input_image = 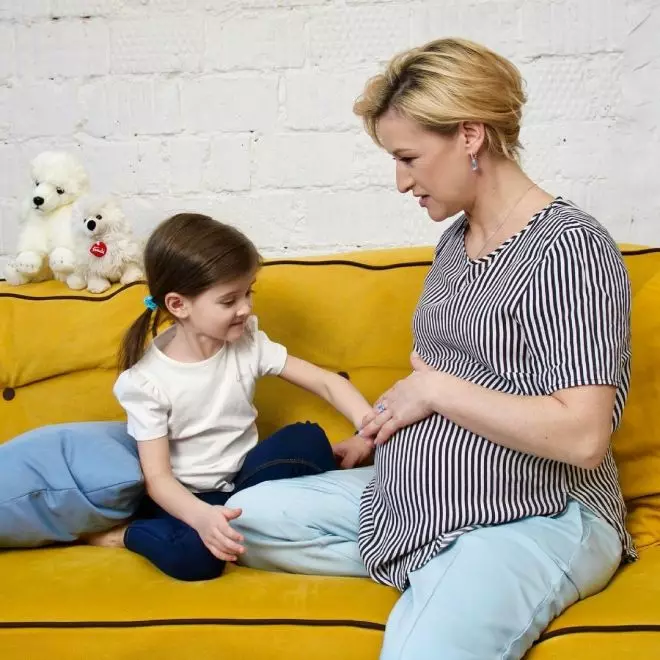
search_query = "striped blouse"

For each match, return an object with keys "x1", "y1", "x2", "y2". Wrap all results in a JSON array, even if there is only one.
[{"x1": 358, "y1": 198, "x2": 635, "y2": 591}]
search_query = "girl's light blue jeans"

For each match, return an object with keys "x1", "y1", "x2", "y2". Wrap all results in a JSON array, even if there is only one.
[{"x1": 226, "y1": 466, "x2": 622, "y2": 660}]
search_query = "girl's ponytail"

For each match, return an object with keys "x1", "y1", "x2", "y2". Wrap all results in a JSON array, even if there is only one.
[{"x1": 118, "y1": 308, "x2": 155, "y2": 372}]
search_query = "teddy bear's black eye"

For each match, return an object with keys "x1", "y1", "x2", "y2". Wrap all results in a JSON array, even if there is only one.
[
  {"x1": 95, "y1": 214, "x2": 102, "y2": 220},
  {"x1": 56, "y1": 187, "x2": 65, "y2": 195},
  {"x1": 35, "y1": 180, "x2": 40, "y2": 186}
]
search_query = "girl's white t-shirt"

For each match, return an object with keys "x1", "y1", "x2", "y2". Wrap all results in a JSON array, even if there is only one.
[{"x1": 113, "y1": 316, "x2": 288, "y2": 493}]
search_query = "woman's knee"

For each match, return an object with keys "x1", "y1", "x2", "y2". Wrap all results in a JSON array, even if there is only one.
[
  {"x1": 227, "y1": 480, "x2": 274, "y2": 512},
  {"x1": 228, "y1": 481, "x2": 297, "y2": 537},
  {"x1": 228, "y1": 475, "x2": 344, "y2": 542}
]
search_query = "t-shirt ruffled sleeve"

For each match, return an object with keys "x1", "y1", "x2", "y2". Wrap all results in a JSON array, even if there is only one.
[
  {"x1": 113, "y1": 369, "x2": 171, "y2": 441},
  {"x1": 247, "y1": 315, "x2": 288, "y2": 377}
]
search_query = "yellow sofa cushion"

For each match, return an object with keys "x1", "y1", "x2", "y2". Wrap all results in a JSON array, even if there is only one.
[
  {"x1": 611, "y1": 262, "x2": 660, "y2": 548},
  {"x1": 527, "y1": 545, "x2": 660, "y2": 658},
  {"x1": 2, "y1": 246, "x2": 660, "y2": 546},
  {"x1": 1, "y1": 544, "x2": 658, "y2": 660},
  {"x1": 0, "y1": 545, "x2": 398, "y2": 660},
  {"x1": 1, "y1": 245, "x2": 660, "y2": 660},
  {"x1": 0, "y1": 247, "x2": 433, "y2": 445}
]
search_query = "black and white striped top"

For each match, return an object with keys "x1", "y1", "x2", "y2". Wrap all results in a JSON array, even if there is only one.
[{"x1": 358, "y1": 198, "x2": 635, "y2": 591}]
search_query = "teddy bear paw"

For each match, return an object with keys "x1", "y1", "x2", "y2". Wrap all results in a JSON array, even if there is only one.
[
  {"x1": 14, "y1": 252, "x2": 44, "y2": 275},
  {"x1": 49, "y1": 248, "x2": 75, "y2": 275},
  {"x1": 87, "y1": 277, "x2": 111, "y2": 294},
  {"x1": 67, "y1": 273, "x2": 87, "y2": 290},
  {"x1": 3, "y1": 262, "x2": 29, "y2": 285},
  {"x1": 120, "y1": 264, "x2": 145, "y2": 285}
]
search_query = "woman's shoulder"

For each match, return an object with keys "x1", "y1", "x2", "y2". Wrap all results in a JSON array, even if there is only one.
[
  {"x1": 543, "y1": 197, "x2": 611, "y2": 233},
  {"x1": 529, "y1": 197, "x2": 623, "y2": 264}
]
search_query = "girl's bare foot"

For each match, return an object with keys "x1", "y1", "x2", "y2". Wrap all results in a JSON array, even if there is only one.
[{"x1": 82, "y1": 524, "x2": 128, "y2": 548}]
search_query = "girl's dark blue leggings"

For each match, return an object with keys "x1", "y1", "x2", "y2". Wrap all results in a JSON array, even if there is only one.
[{"x1": 124, "y1": 422, "x2": 336, "y2": 581}]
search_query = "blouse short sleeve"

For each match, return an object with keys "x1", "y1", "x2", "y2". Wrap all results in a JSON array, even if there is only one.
[
  {"x1": 518, "y1": 228, "x2": 631, "y2": 394},
  {"x1": 113, "y1": 369, "x2": 170, "y2": 441},
  {"x1": 247, "y1": 316, "x2": 288, "y2": 377}
]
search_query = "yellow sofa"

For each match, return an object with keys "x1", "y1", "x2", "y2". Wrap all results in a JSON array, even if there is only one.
[{"x1": 1, "y1": 246, "x2": 659, "y2": 659}]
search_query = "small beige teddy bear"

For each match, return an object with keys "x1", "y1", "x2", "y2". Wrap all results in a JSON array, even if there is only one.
[{"x1": 67, "y1": 195, "x2": 144, "y2": 294}]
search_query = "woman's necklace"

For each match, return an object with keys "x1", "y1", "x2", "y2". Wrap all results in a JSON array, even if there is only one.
[{"x1": 468, "y1": 182, "x2": 537, "y2": 260}]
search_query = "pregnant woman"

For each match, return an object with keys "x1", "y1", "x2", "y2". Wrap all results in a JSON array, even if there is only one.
[{"x1": 226, "y1": 37, "x2": 634, "y2": 659}]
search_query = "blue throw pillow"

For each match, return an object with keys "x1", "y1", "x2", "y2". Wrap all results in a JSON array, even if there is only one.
[{"x1": 0, "y1": 421, "x2": 144, "y2": 548}]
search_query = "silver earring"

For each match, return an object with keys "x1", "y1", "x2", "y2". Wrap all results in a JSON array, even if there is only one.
[{"x1": 470, "y1": 154, "x2": 478, "y2": 171}]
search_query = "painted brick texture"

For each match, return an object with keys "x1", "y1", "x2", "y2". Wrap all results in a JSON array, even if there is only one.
[{"x1": 0, "y1": 0, "x2": 657, "y2": 269}]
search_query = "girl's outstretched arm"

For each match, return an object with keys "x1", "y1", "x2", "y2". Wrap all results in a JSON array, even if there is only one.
[{"x1": 279, "y1": 355, "x2": 373, "y2": 431}]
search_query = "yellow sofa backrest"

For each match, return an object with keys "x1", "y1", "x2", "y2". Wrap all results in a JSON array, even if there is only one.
[{"x1": 1, "y1": 246, "x2": 659, "y2": 549}]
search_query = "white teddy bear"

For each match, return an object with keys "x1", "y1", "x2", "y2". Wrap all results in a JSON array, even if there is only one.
[
  {"x1": 3, "y1": 151, "x2": 90, "y2": 286},
  {"x1": 67, "y1": 195, "x2": 144, "y2": 294}
]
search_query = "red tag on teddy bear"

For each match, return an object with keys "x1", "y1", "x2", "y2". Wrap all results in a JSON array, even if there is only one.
[{"x1": 90, "y1": 241, "x2": 107, "y2": 258}]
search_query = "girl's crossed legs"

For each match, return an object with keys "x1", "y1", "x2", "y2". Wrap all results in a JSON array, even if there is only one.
[{"x1": 124, "y1": 422, "x2": 336, "y2": 581}]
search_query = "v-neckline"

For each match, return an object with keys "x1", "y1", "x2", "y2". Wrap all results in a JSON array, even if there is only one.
[{"x1": 461, "y1": 197, "x2": 561, "y2": 265}]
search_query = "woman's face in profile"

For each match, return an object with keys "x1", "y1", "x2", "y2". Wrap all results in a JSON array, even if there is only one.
[{"x1": 377, "y1": 108, "x2": 474, "y2": 223}]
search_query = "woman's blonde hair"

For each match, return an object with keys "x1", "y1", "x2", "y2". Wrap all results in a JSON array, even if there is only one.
[{"x1": 353, "y1": 37, "x2": 527, "y2": 161}]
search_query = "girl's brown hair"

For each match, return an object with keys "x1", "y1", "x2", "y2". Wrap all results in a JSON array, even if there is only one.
[
  {"x1": 119, "y1": 213, "x2": 260, "y2": 372},
  {"x1": 353, "y1": 37, "x2": 527, "y2": 161}
]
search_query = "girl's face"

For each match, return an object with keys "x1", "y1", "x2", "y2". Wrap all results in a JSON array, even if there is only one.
[{"x1": 168, "y1": 271, "x2": 256, "y2": 344}]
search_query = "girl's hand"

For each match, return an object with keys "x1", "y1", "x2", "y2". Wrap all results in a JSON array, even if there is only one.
[
  {"x1": 194, "y1": 505, "x2": 245, "y2": 562},
  {"x1": 360, "y1": 352, "x2": 437, "y2": 445},
  {"x1": 333, "y1": 434, "x2": 374, "y2": 469}
]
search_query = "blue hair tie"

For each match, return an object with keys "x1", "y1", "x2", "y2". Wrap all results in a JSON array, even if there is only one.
[{"x1": 144, "y1": 295, "x2": 158, "y2": 312}]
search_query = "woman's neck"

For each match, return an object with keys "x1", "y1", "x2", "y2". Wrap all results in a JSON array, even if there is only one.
[{"x1": 464, "y1": 159, "x2": 550, "y2": 242}]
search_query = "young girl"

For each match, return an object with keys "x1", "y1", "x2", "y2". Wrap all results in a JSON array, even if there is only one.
[{"x1": 85, "y1": 213, "x2": 374, "y2": 581}]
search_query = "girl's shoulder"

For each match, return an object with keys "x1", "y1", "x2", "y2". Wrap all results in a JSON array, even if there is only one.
[
  {"x1": 113, "y1": 361, "x2": 171, "y2": 409},
  {"x1": 233, "y1": 315, "x2": 288, "y2": 377}
]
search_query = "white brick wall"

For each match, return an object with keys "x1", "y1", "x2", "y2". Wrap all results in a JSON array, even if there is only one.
[{"x1": 0, "y1": 0, "x2": 658, "y2": 273}]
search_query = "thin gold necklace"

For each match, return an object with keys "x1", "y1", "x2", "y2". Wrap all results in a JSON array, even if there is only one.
[{"x1": 468, "y1": 182, "x2": 537, "y2": 260}]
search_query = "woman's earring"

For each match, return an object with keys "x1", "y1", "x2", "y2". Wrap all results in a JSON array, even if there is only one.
[{"x1": 470, "y1": 154, "x2": 478, "y2": 172}]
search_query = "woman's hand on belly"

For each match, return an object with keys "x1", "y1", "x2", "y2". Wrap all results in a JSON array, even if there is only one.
[
  {"x1": 360, "y1": 353, "x2": 436, "y2": 445},
  {"x1": 367, "y1": 352, "x2": 618, "y2": 470}
]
